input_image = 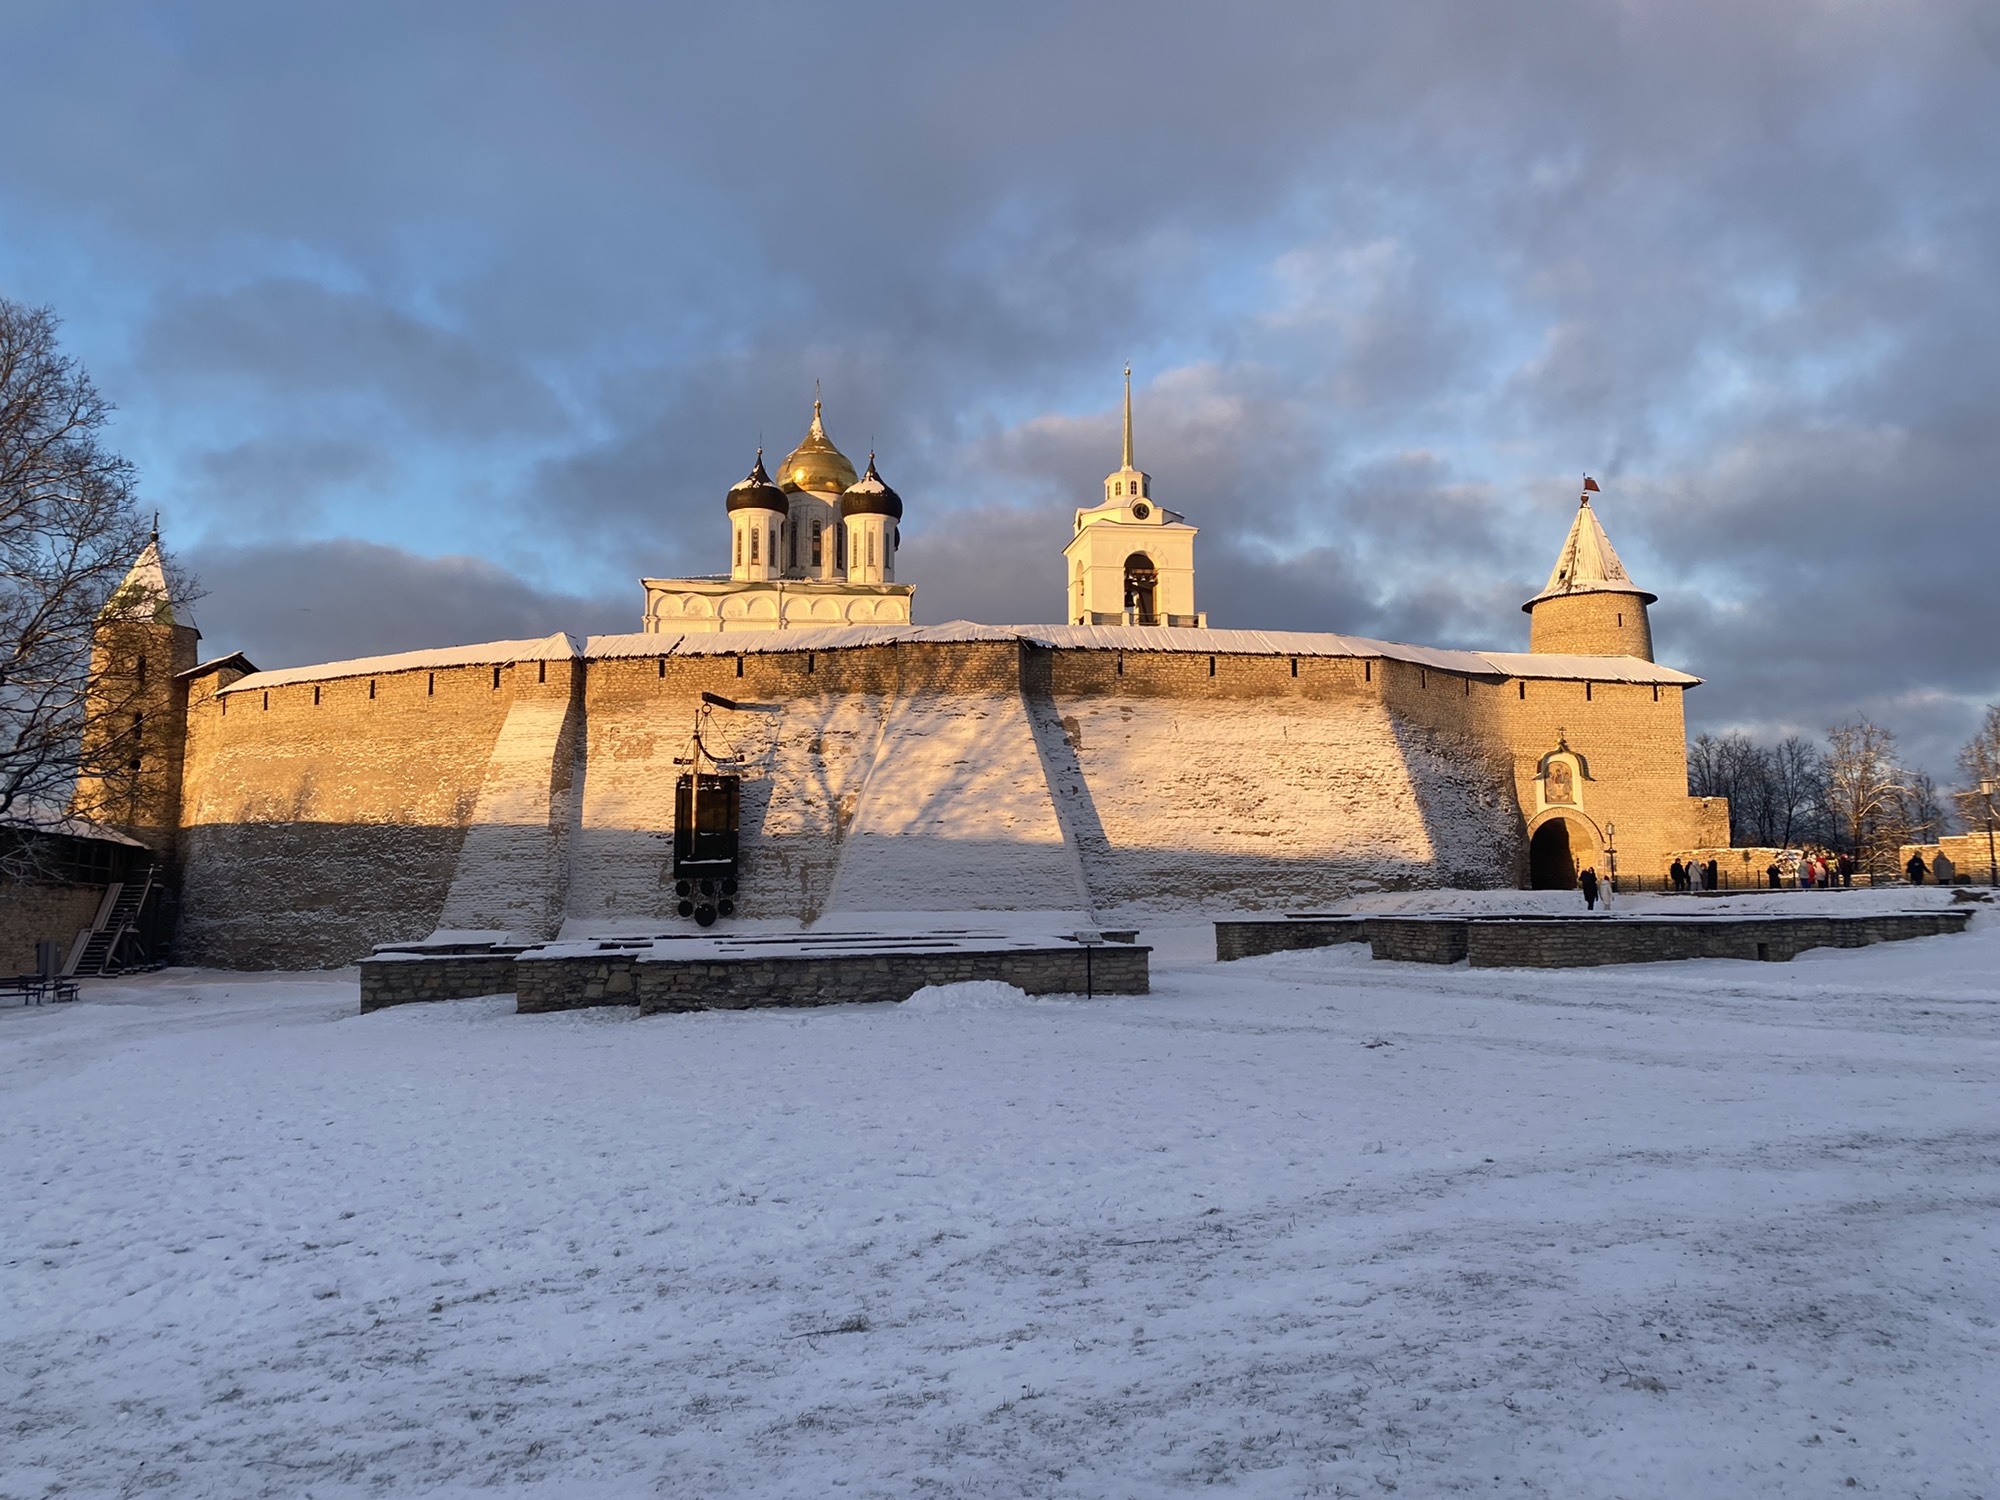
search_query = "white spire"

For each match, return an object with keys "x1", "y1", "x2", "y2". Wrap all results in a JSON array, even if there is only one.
[
  {"x1": 1103, "y1": 366, "x2": 1149, "y2": 505},
  {"x1": 1121, "y1": 364, "x2": 1133, "y2": 470}
]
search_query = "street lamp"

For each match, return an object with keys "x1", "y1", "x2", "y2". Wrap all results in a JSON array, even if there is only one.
[
  {"x1": 1605, "y1": 821, "x2": 1617, "y2": 906},
  {"x1": 1981, "y1": 779, "x2": 1998, "y2": 889}
]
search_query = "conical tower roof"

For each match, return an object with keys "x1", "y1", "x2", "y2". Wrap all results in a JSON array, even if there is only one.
[
  {"x1": 99, "y1": 533, "x2": 181, "y2": 625},
  {"x1": 1522, "y1": 486, "x2": 1656, "y2": 612}
]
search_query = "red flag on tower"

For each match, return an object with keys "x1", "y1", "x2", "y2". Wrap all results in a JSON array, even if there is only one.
[{"x1": 1582, "y1": 476, "x2": 1600, "y2": 492}]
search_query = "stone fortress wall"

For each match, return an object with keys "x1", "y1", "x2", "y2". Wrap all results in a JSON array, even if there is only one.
[
  {"x1": 175, "y1": 636, "x2": 581, "y2": 967},
  {"x1": 169, "y1": 625, "x2": 1719, "y2": 969}
]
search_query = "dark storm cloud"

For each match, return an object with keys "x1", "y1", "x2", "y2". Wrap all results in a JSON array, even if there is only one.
[
  {"x1": 192, "y1": 436, "x2": 390, "y2": 532},
  {"x1": 185, "y1": 539, "x2": 627, "y2": 671},
  {"x1": 3, "y1": 0, "x2": 1998, "y2": 784},
  {"x1": 140, "y1": 280, "x2": 568, "y2": 439}
]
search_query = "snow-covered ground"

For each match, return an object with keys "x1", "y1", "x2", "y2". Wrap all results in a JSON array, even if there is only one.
[{"x1": 4, "y1": 895, "x2": 1996, "y2": 1498}]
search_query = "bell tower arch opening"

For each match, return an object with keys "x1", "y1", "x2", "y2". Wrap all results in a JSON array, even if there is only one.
[{"x1": 1123, "y1": 553, "x2": 1158, "y2": 625}]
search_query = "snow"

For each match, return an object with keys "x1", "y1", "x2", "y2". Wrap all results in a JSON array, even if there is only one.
[
  {"x1": 899, "y1": 980, "x2": 1034, "y2": 1012},
  {"x1": 826, "y1": 678, "x2": 1084, "y2": 912},
  {"x1": 432, "y1": 695, "x2": 576, "y2": 942},
  {"x1": 221, "y1": 633, "x2": 581, "y2": 695},
  {"x1": 585, "y1": 623, "x2": 1698, "y2": 682},
  {"x1": 4, "y1": 897, "x2": 1995, "y2": 1497}
]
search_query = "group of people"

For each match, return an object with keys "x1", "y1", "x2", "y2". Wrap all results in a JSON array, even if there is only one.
[
  {"x1": 1667, "y1": 858, "x2": 1722, "y2": 893},
  {"x1": 1906, "y1": 849, "x2": 1954, "y2": 884},
  {"x1": 1780, "y1": 848, "x2": 1856, "y2": 889}
]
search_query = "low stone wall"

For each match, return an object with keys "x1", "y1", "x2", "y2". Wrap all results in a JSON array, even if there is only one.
[
  {"x1": 1368, "y1": 917, "x2": 1470, "y2": 965},
  {"x1": 1213, "y1": 917, "x2": 1368, "y2": 961},
  {"x1": 516, "y1": 952, "x2": 639, "y2": 1013},
  {"x1": 359, "y1": 952, "x2": 519, "y2": 1012},
  {"x1": 507, "y1": 943, "x2": 1150, "y2": 1015},
  {"x1": 1214, "y1": 909, "x2": 1971, "y2": 969},
  {"x1": 1466, "y1": 911, "x2": 1970, "y2": 968}
]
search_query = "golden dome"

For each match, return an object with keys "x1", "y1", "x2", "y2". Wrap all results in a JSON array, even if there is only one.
[{"x1": 778, "y1": 397, "x2": 859, "y2": 494}]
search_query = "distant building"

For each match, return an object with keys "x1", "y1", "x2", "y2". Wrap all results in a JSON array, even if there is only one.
[
  {"x1": 1064, "y1": 368, "x2": 1202, "y2": 626},
  {"x1": 641, "y1": 394, "x2": 915, "y2": 634}
]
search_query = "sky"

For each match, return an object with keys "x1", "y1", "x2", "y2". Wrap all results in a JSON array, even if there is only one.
[{"x1": 2, "y1": 0, "x2": 1996, "y2": 782}]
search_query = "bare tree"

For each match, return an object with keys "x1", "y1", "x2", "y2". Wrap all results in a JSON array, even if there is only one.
[
  {"x1": 1822, "y1": 719, "x2": 1907, "y2": 873},
  {"x1": 1689, "y1": 731, "x2": 1768, "y2": 843},
  {"x1": 1, "y1": 299, "x2": 157, "y2": 878},
  {"x1": 1768, "y1": 734, "x2": 1827, "y2": 848},
  {"x1": 1954, "y1": 703, "x2": 2000, "y2": 873},
  {"x1": 1892, "y1": 768, "x2": 1946, "y2": 846},
  {"x1": 1687, "y1": 729, "x2": 1828, "y2": 847},
  {"x1": 1954, "y1": 704, "x2": 2000, "y2": 811}
]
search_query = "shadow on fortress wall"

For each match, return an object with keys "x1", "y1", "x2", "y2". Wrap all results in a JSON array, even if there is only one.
[
  {"x1": 1384, "y1": 715, "x2": 1531, "y2": 889},
  {"x1": 178, "y1": 822, "x2": 472, "y2": 970},
  {"x1": 176, "y1": 818, "x2": 1496, "y2": 970}
]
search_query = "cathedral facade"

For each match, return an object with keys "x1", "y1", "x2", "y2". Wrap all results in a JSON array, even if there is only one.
[
  {"x1": 641, "y1": 397, "x2": 915, "y2": 635},
  {"x1": 69, "y1": 385, "x2": 1728, "y2": 969}
]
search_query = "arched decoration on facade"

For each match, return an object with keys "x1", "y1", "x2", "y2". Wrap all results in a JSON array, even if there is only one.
[{"x1": 1535, "y1": 731, "x2": 1594, "y2": 815}]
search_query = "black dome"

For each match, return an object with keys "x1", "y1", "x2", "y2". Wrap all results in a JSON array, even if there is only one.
[
  {"x1": 839, "y1": 453, "x2": 904, "y2": 521},
  {"x1": 726, "y1": 451, "x2": 787, "y2": 514}
]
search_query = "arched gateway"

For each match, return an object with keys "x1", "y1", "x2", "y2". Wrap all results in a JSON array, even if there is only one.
[{"x1": 1529, "y1": 815, "x2": 1598, "y2": 890}]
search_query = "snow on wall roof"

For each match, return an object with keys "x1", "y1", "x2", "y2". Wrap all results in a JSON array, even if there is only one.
[
  {"x1": 585, "y1": 622, "x2": 1699, "y2": 684},
  {"x1": 587, "y1": 623, "x2": 1025, "y2": 658},
  {"x1": 1009, "y1": 624, "x2": 1484, "y2": 671},
  {"x1": 220, "y1": 633, "x2": 580, "y2": 694},
  {"x1": 1477, "y1": 652, "x2": 1698, "y2": 685}
]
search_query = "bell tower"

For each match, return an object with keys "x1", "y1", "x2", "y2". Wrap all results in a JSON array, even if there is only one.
[{"x1": 1062, "y1": 368, "x2": 1203, "y2": 627}]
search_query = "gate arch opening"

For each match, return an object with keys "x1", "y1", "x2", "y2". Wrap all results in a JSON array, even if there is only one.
[{"x1": 1529, "y1": 815, "x2": 1597, "y2": 890}]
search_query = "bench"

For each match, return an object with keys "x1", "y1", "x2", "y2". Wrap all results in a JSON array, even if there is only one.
[
  {"x1": 3, "y1": 974, "x2": 78, "y2": 1004},
  {"x1": 5, "y1": 941, "x2": 80, "y2": 1005}
]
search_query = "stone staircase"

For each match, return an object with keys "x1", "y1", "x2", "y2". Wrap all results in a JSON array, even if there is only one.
[{"x1": 66, "y1": 863, "x2": 158, "y2": 975}]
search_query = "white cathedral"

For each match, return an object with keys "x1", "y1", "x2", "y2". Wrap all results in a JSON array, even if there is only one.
[{"x1": 642, "y1": 371, "x2": 1203, "y2": 633}]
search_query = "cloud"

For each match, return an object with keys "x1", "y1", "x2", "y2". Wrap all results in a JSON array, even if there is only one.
[
  {"x1": 190, "y1": 436, "x2": 391, "y2": 533},
  {"x1": 138, "y1": 280, "x2": 568, "y2": 440},
  {"x1": 183, "y1": 539, "x2": 628, "y2": 670},
  {"x1": 2, "y1": 0, "x2": 1995, "y2": 781}
]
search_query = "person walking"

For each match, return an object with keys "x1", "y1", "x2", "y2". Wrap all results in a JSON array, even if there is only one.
[
  {"x1": 1933, "y1": 849, "x2": 1956, "y2": 885},
  {"x1": 1839, "y1": 852, "x2": 1855, "y2": 887},
  {"x1": 1906, "y1": 850, "x2": 1928, "y2": 885},
  {"x1": 1767, "y1": 861, "x2": 1781, "y2": 889},
  {"x1": 1670, "y1": 859, "x2": 1686, "y2": 894},
  {"x1": 1579, "y1": 866, "x2": 1601, "y2": 910}
]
